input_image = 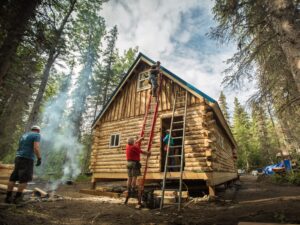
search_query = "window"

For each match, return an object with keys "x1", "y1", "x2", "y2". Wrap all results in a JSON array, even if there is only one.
[
  {"x1": 137, "y1": 70, "x2": 151, "y2": 91},
  {"x1": 110, "y1": 134, "x2": 120, "y2": 147}
]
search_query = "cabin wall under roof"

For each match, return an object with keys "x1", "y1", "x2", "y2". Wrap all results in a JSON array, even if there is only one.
[{"x1": 90, "y1": 61, "x2": 237, "y2": 179}]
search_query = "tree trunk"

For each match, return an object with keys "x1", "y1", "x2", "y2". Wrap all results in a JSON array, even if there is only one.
[
  {"x1": 268, "y1": 0, "x2": 300, "y2": 93},
  {"x1": 25, "y1": 50, "x2": 58, "y2": 130},
  {"x1": 0, "y1": 0, "x2": 40, "y2": 86},
  {"x1": 25, "y1": 0, "x2": 77, "y2": 130}
]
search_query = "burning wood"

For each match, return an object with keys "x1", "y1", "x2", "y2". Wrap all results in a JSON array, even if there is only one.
[
  {"x1": 34, "y1": 187, "x2": 49, "y2": 198},
  {"x1": 31, "y1": 187, "x2": 64, "y2": 202}
]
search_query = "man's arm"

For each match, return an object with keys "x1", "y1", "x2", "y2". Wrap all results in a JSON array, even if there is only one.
[
  {"x1": 34, "y1": 142, "x2": 42, "y2": 166},
  {"x1": 34, "y1": 142, "x2": 41, "y2": 159},
  {"x1": 141, "y1": 150, "x2": 151, "y2": 156},
  {"x1": 135, "y1": 136, "x2": 144, "y2": 144}
]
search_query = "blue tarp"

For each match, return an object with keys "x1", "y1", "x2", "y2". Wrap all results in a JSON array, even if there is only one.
[
  {"x1": 283, "y1": 159, "x2": 292, "y2": 171},
  {"x1": 263, "y1": 162, "x2": 284, "y2": 175}
]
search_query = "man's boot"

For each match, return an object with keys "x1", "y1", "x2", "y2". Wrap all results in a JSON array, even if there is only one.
[
  {"x1": 4, "y1": 191, "x2": 13, "y2": 204},
  {"x1": 13, "y1": 192, "x2": 24, "y2": 205}
]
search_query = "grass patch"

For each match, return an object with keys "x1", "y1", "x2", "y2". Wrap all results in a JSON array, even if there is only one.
[{"x1": 271, "y1": 172, "x2": 300, "y2": 185}]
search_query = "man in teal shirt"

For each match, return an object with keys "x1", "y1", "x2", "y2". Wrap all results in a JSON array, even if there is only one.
[{"x1": 5, "y1": 125, "x2": 42, "y2": 204}]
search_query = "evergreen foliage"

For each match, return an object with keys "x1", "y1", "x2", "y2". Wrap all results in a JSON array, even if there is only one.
[
  {"x1": 211, "y1": 0, "x2": 300, "y2": 152},
  {"x1": 218, "y1": 91, "x2": 230, "y2": 125}
]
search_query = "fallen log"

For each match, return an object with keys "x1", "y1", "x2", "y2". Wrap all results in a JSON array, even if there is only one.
[{"x1": 0, "y1": 184, "x2": 32, "y2": 194}]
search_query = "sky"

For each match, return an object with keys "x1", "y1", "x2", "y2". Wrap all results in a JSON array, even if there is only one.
[{"x1": 100, "y1": 0, "x2": 257, "y2": 115}]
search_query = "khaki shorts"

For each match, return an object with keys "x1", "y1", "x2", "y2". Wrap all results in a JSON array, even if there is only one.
[{"x1": 127, "y1": 161, "x2": 141, "y2": 177}]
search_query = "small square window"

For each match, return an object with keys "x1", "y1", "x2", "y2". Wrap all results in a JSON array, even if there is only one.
[
  {"x1": 110, "y1": 134, "x2": 120, "y2": 147},
  {"x1": 137, "y1": 70, "x2": 151, "y2": 91}
]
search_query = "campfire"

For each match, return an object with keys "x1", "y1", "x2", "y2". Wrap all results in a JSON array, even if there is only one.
[{"x1": 31, "y1": 187, "x2": 64, "y2": 202}]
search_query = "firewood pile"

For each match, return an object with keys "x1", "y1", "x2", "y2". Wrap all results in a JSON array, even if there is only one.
[{"x1": 29, "y1": 187, "x2": 64, "y2": 202}]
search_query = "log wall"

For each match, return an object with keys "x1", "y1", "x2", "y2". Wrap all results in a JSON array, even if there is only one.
[
  {"x1": 0, "y1": 163, "x2": 14, "y2": 185},
  {"x1": 90, "y1": 61, "x2": 237, "y2": 178}
]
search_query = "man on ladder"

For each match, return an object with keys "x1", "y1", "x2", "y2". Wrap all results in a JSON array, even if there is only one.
[{"x1": 149, "y1": 61, "x2": 161, "y2": 98}]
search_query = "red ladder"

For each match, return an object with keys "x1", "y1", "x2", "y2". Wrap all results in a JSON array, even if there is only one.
[{"x1": 137, "y1": 72, "x2": 163, "y2": 206}]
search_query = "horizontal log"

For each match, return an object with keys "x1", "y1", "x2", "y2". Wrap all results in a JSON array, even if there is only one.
[
  {"x1": 92, "y1": 168, "x2": 160, "y2": 173},
  {"x1": 0, "y1": 164, "x2": 14, "y2": 169}
]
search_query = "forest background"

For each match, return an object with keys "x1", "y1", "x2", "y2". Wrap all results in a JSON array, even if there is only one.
[{"x1": 0, "y1": 0, "x2": 299, "y2": 182}]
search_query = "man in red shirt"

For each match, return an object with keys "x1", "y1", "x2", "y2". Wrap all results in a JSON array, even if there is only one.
[{"x1": 126, "y1": 137, "x2": 150, "y2": 199}]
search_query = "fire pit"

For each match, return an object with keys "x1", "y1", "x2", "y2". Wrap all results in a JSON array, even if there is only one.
[{"x1": 31, "y1": 187, "x2": 64, "y2": 202}]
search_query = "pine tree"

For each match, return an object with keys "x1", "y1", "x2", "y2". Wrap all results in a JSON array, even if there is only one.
[
  {"x1": 218, "y1": 91, "x2": 230, "y2": 125},
  {"x1": 211, "y1": 0, "x2": 300, "y2": 150},
  {"x1": 69, "y1": 0, "x2": 106, "y2": 139},
  {"x1": 251, "y1": 102, "x2": 275, "y2": 165},
  {"x1": 26, "y1": 0, "x2": 77, "y2": 130},
  {"x1": 0, "y1": 0, "x2": 41, "y2": 85},
  {"x1": 92, "y1": 26, "x2": 118, "y2": 120},
  {"x1": 232, "y1": 97, "x2": 253, "y2": 171}
]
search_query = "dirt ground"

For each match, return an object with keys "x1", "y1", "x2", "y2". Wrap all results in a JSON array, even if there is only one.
[{"x1": 1, "y1": 175, "x2": 300, "y2": 225}]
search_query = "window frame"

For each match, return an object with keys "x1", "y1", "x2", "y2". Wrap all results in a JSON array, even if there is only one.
[
  {"x1": 109, "y1": 133, "x2": 121, "y2": 148},
  {"x1": 137, "y1": 70, "x2": 151, "y2": 91}
]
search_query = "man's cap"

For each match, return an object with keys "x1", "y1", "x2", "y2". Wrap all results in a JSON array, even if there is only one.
[{"x1": 31, "y1": 125, "x2": 41, "y2": 131}]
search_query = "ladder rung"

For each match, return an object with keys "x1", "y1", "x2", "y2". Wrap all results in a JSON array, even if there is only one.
[
  {"x1": 167, "y1": 165, "x2": 181, "y2": 168},
  {"x1": 173, "y1": 121, "x2": 184, "y2": 124},
  {"x1": 169, "y1": 145, "x2": 182, "y2": 148},
  {"x1": 172, "y1": 128, "x2": 183, "y2": 131},
  {"x1": 163, "y1": 188, "x2": 179, "y2": 191},
  {"x1": 172, "y1": 136, "x2": 183, "y2": 139},
  {"x1": 166, "y1": 177, "x2": 181, "y2": 179},
  {"x1": 168, "y1": 155, "x2": 181, "y2": 158}
]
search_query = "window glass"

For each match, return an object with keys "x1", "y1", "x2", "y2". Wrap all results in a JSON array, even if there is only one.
[
  {"x1": 137, "y1": 70, "x2": 150, "y2": 91},
  {"x1": 115, "y1": 135, "x2": 119, "y2": 146},
  {"x1": 110, "y1": 134, "x2": 120, "y2": 147}
]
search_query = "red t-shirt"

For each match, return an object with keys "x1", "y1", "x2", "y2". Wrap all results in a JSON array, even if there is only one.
[{"x1": 126, "y1": 144, "x2": 142, "y2": 161}]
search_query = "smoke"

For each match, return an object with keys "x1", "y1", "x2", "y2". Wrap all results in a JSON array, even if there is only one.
[{"x1": 39, "y1": 75, "x2": 84, "y2": 191}]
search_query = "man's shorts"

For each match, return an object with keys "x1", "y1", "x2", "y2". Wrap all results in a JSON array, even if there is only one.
[
  {"x1": 127, "y1": 161, "x2": 141, "y2": 177},
  {"x1": 9, "y1": 157, "x2": 34, "y2": 183}
]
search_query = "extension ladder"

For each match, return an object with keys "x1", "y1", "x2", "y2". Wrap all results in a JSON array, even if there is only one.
[
  {"x1": 137, "y1": 71, "x2": 163, "y2": 206},
  {"x1": 160, "y1": 89, "x2": 188, "y2": 211}
]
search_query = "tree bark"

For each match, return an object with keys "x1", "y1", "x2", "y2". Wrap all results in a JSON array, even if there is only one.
[
  {"x1": 268, "y1": 0, "x2": 300, "y2": 93},
  {"x1": 25, "y1": 0, "x2": 77, "y2": 130},
  {"x1": 0, "y1": 0, "x2": 40, "y2": 86}
]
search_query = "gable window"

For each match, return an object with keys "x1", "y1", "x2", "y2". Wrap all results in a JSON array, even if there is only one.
[
  {"x1": 110, "y1": 134, "x2": 120, "y2": 147},
  {"x1": 137, "y1": 70, "x2": 151, "y2": 91}
]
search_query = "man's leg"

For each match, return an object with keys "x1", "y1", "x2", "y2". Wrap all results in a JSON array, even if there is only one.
[
  {"x1": 5, "y1": 181, "x2": 15, "y2": 203},
  {"x1": 150, "y1": 76, "x2": 158, "y2": 97},
  {"x1": 17, "y1": 182, "x2": 27, "y2": 192},
  {"x1": 13, "y1": 182, "x2": 27, "y2": 204},
  {"x1": 131, "y1": 176, "x2": 137, "y2": 190},
  {"x1": 127, "y1": 177, "x2": 132, "y2": 190},
  {"x1": 125, "y1": 176, "x2": 132, "y2": 204},
  {"x1": 7, "y1": 181, "x2": 15, "y2": 192}
]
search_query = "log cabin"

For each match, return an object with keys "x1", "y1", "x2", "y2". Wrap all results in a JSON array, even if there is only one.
[{"x1": 90, "y1": 53, "x2": 238, "y2": 195}]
